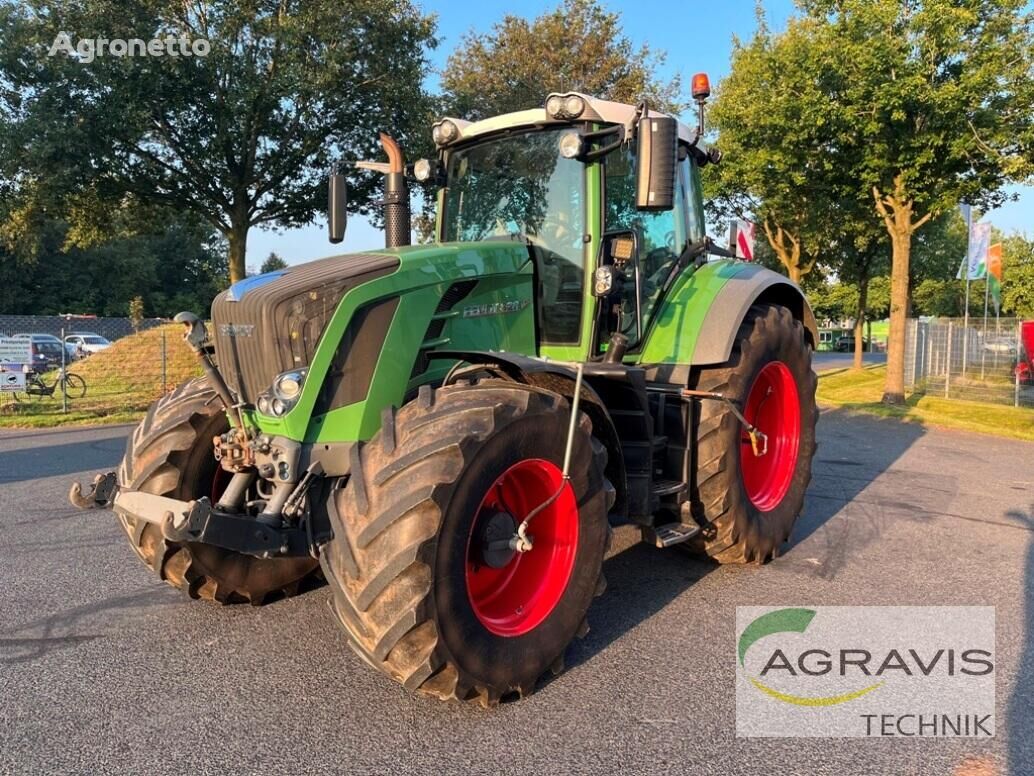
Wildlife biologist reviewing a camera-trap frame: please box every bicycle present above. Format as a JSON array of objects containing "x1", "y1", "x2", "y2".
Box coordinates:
[{"x1": 12, "y1": 367, "x2": 88, "y2": 402}]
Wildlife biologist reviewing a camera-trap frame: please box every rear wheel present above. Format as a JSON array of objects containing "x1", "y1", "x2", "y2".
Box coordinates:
[
  {"x1": 689, "y1": 304, "x2": 817, "y2": 564},
  {"x1": 61, "y1": 373, "x2": 87, "y2": 399},
  {"x1": 320, "y1": 381, "x2": 610, "y2": 705},
  {"x1": 116, "y1": 377, "x2": 319, "y2": 604}
]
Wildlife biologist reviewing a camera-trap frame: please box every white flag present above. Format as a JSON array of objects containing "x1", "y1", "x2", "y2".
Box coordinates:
[{"x1": 963, "y1": 221, "x2": 991, "y2": 280}]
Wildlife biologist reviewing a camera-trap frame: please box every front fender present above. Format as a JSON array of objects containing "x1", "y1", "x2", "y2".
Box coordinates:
[{"x1": 638, "y1": 260, "x2": 817, "y2": 370}]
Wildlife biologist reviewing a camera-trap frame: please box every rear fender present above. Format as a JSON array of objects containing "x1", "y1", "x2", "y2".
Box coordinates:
[{"x1": 639, "y1": 260, "x2": 817, "y2": 378}]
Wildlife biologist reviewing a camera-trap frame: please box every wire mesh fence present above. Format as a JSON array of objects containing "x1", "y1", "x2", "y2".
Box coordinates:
[
  {"x1": 0, "y1": 315, "x2": 203, "y2": 422},
  {"x1": 905, "y1": 317, "x2": 1033, "y2": 408}
]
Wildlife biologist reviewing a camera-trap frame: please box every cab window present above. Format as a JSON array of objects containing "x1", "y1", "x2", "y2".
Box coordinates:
[{"x1": 604, "y1": 146, "x2": 692, "y2": 337}]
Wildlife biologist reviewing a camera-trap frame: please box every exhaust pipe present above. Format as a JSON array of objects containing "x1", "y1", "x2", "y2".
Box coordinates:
[{"x1": 378, "y1": 133, "x2": 411, "y2": 249}]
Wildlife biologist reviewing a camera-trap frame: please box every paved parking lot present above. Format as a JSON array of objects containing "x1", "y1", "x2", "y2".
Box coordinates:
[{"x1": 1, "y1": 410, "x2": 1032, "y2": 775}]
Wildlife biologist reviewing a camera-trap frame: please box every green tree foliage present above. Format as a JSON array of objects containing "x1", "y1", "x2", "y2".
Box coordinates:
[
  {"x1": 810, "y1": 276, "x2": 891, "y2": 324},
  {"x1": 0, "y1": 216, "x2": 226, "y2": 317},
  {"x1": 440, "y1": 0, "x2": 684, "y2": 120},
  {"x1": 259, "y1": 252, "x2": 289, "y2": 274},
  {"x1": 797, "y1": 0, "x2": 1033, "y2": 402},
  {"x1": 0, "y1": 0, "x2": 437, "y2": 282},
  {"x1": 707, "y1": 12, "x2": 887, "y2": 290}
]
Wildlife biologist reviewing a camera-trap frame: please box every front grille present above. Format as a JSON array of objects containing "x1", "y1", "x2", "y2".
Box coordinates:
[{"x1": 210, "y1": 253, "x2": 400, "y2": 403}]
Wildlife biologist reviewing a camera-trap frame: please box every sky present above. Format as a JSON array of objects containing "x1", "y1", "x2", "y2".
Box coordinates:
[{"x1": 246, "y1": 0, "x2": 1032, "y2": 269}]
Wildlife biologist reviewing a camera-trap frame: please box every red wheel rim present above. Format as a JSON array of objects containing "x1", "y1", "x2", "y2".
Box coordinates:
[
  {"x1": 739, "y1": 361, "x2": 801, "y2": 512},
  {"x1": 465, "y1": 459, "x2": 578, "y2": 637}
]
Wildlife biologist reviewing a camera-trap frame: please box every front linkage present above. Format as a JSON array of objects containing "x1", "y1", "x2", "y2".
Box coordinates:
[
  {"x1": 70, "y1": 471, "x2": 318, "y2": 559},
  {"x1": 69, "y1": 315, "x2": 329, "y2": 563}
]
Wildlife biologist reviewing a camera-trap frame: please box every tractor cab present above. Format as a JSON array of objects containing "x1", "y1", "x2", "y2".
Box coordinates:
[{"x1": 415, "y1": 90, "x2": 720, "y2": 361}]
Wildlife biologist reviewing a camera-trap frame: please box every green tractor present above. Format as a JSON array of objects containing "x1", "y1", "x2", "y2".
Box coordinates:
[{"x1": 71, "y1": 79, "x2": 817, "y2": 706}]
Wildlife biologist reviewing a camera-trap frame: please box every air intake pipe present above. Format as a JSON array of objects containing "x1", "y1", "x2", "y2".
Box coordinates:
[{"x1": 379, "y1": 133, "x2": 411, "y2": 249}]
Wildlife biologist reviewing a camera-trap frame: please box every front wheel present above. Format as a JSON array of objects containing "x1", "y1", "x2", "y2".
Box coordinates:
[
  {"x1": 320, "y1": 381, "x2": 610, "y2": 705},
  {"x1": 117, "y1": 377, "x2": 319, "y2": 603},
  {"x1": 689, "y1": 303, "x2": 817, "y2": 564}
]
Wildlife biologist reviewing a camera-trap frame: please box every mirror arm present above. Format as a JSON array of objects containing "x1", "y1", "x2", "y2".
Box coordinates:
[{"x1": 579, "y1": 125, "x2": 625, "y2": 163}]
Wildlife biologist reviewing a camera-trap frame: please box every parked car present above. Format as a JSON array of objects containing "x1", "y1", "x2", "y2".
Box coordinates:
[
  {"x1": 982, "y1": 336, "x2": 1017, "y2": 357},
  {"x1": 64, "y1": 332, "x2": 112, "y2": 359},
  {"x1": 835, "y1": 335, "x2": 869, "y2": 352},
  {"x1": 11, "y1": 333, "x2": 66, "y2": 369}
]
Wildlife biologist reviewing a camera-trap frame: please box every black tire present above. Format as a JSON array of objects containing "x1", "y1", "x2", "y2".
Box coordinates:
[
  {"x1": 116, "y1": 377, "x2": 319, "y2": 604},
  {"x1": 12, "y1": 378, "x2": 41, "y2": 403},
  {"x1": 61, "y1": 373, "x2": 86, "y2": 399},
  {"x1": 689, "y1": 304, "x2": 817, "y2": 564},
  {"x1": 320, "y1": 381, "x2": 611, "y2": 706}
]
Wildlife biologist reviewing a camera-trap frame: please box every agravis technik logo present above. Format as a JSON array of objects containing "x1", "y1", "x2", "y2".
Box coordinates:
[
  {"x1": 738, "y1": 608, "x2": 885, "y2": 706},
  {"x1": 735, "y1": 606, "x2": 995, "y2": 738}
]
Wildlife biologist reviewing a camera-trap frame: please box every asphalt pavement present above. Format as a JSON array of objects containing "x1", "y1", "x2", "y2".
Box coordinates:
[
  {"x1": 811, "y1": 350, "x2": 888, "y2": 371},
  {"x1": 1, "y1": 410, "x2": 1032, "y2": 775}
]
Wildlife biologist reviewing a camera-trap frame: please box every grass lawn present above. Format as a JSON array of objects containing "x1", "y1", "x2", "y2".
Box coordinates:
[
  {"x1": 816, "y1": 364, "x2": 1034, "y2": 442},
  {"x1": 0, "y1": 324, "x2": 201, "y2": 429}
]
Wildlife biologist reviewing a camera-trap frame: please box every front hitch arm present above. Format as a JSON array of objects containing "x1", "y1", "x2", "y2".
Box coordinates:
[{"x1": 69, "y1": 471, "x2": 118, "y2": 509}]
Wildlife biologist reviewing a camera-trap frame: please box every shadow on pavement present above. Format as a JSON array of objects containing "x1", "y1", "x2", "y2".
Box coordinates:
[
  {"x1": 1007, "y1": 504, "x2": 1033, "y2": 773},
  {"x1": 0, "y1": 434, "x2": 126, "y2": 484},
  {"x1": 566, "y1": 534, "x2": 716, "y2": 673},
  {"x1": 567, "y1": 405, "x2": 928, "y2": 671},
  {"x1": 0, "y1": 588, "x2": 173, "y2": 665},
  {"x1": 781, "y1": 406, "x2": 927, "y2": 579}
]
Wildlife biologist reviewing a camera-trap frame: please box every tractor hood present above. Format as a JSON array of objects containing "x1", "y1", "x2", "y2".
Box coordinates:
[
  {"x1": 211, "y1": 252, "x2": 400, "y2": 403},
  {"x1": 210, "y1": 241, "x2": 533, "y2": 405}
]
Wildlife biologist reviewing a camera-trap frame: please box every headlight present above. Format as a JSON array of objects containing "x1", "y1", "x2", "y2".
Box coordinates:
[
  {"x1": 564, "y1": 95, "x2": 585, "y2": 117},
  {"x1": 257, "y1": 368, "x2": 307, "y2": 417},
  {"x1": 545, "y1": 93, "x2": 586, "y2": 120},
  {"x1": 274, "y1": 370, "x2": 305, "y2": 399},
  {"x1": 413, "y1": 158, "x2": 433, "y2": 181},
  {"x1": 432, "y1": 119, "x2": 459, "y2": 146},
  {"x1": 559, "y1": 131, "x2": 584, "y2": 159}
]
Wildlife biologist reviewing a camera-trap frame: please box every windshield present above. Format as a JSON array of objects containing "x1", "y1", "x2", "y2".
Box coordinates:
[{"x1": 442, "y1": 128, "x2": 586, "y2": 343}]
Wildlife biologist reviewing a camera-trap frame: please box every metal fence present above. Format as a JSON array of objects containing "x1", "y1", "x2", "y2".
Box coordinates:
[
  {"x1": 0, "y1": 315, "x2": 202, "y2": 421},
  {"x1": 905, "y1": 317, "x2": 1033, "y2": 408}
]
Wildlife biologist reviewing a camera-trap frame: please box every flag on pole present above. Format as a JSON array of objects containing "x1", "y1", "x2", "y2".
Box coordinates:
[
  {"x1": 987, "y1": 242, "x2": 1003, "y2": 315},
  {"x1": 730, "y1": 219, "x2": 755, "y2": 261},
  {"x1": 957, "y1": 220, "x2": 991, "y2": 280}
]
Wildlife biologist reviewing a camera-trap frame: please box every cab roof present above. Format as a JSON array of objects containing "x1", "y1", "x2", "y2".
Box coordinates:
[{"x1": 438, "y1": 92, "x2": 704, "y2": 149}]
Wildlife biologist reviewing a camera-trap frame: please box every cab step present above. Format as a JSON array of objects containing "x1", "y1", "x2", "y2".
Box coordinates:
[
  {"x1": 651, "y1": 478, "x2": 685, "y2": 497},
  {"x1": 643, "y1": 521, "x2": 702, "y2": 548}
]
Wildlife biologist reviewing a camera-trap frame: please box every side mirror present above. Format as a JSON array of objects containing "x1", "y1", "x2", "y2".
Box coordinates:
[
  {"x1": 328, "y1": 169, "x2": 347, "y2": 244},
  {"x1": 635, "y1": 116, "x2": 678, "y2": 211}
]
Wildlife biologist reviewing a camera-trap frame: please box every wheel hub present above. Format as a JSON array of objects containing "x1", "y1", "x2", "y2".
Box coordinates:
[{"x1": 474, "y1": 510, "x2": 518, "y2": 569}]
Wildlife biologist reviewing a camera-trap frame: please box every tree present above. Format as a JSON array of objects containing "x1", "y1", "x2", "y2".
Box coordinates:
[
  {"x1": 259, "y1": 252, "x2": 288, "y2": 274},
  {"x1": 0, "y1": 0, "x2": 437, "y2": 282},
  {"x1": 0, "y1": 210, "x2": 227, "y2": 317},
  {"x1": 707, "y1": 13, "x2": 853, "y2": 285},
  {"x1": 796, "y1": 0, "x2": 1034, "y2": 403},
  {"x1": 440, "y1": 0, "x2": 684, "y2": 120}
]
